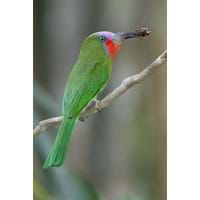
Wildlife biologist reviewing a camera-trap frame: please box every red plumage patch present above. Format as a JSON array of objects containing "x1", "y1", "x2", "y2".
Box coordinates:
[{"x1": 106, "y1": 40, "x2": 121, "y2": 61}]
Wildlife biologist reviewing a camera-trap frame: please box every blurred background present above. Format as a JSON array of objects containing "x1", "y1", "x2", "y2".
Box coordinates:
[{"x1": 33, "y1": 0, "x2": 166, "y2": 200}]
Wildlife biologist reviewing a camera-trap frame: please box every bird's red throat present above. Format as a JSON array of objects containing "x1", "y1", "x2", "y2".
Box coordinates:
[{"x1": 106, "y1": 40, "x2": 121, "y2": 61}]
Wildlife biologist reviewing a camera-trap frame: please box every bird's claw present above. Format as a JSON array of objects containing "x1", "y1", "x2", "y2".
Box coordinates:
[
  {"x1": 79, "y1": 115, "x2": 90, "y2": 122},
  {"x1": 96, "y1": 108, "x2": 103, "y2": 113},
  {"x1": 95, "y1": 100, "x2": 103, "y2": 113},
  {"x1": 79, "y1": 116, "x2": 85, "y2": 122}
]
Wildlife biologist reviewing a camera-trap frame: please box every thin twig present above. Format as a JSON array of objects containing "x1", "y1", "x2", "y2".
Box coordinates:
[{"x1": 33, "y1": 50, "x2": 167, "y2": 137}]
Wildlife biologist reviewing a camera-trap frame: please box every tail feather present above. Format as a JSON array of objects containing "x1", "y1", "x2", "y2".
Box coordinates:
[{"x1": 43, "y1": 117, "x2": 77, "y2": 168}]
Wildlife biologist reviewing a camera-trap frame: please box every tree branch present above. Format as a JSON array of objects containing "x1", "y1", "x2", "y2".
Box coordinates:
[{"x1": 33, "y1": 50, "x2": 167, "y2": 137}]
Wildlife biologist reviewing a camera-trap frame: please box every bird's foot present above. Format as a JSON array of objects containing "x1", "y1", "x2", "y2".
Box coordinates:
[
  {"x1": 95, "y1": 99, "x2": 103, "y2": 113},
  {"x1": 85, "y1": 99, "x2": 103, "y2": 112},
  {"x1": 79, "y1": 99, "x2": 103, "y2": 121},
  {"x1": 79, "y1": 116, "x2": 86, "y2": 122}
]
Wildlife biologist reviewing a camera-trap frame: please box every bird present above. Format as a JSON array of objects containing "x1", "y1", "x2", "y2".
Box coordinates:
[{"x1": 43, "y1": 29, "x2": 150, "y2": 168}]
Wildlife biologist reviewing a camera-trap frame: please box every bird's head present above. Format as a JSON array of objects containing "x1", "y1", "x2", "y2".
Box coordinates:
[
  {"x1": 96, "y1": 29, "x2": 150, "y2": 60},
  {"x1": 80, "y1": 28, "x2": 150, "y2": 61}
]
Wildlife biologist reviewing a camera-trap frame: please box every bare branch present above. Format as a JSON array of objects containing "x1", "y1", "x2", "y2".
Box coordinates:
[
  {"x1": 33, "y1": 116, "x2": 63, "y2": 136},
  {"x1": 33, "y1": 50, "x2": 167, "y2": 137}
]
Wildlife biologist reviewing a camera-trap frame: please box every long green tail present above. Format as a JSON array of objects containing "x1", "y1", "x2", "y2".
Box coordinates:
[{"x1": 43, "y1": 117, "x2": 77, "y2": 168}]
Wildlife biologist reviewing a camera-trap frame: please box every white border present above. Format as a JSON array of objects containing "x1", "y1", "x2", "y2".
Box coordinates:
[
  {"x1": 168, "y1": 0, "x2": 200, "y2": 199},
  {"x1": 1, "y1": 0, "x2": 200, "y2": 199},
  {"x1": 0, "y1": 1, "x2": 32, "y2": 199}
]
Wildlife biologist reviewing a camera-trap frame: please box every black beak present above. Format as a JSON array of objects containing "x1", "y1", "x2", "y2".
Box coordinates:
[
  {"x1": 113, "y1": 28, "x2": 151, "y2": 43},
  {"x1": 120, "y1": 32, "x2": 139, "y2": 40}
]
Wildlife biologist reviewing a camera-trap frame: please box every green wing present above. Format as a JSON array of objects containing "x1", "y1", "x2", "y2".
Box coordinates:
[{"x1": 62, "y1": 62, "x2": 111, "y2": 118}]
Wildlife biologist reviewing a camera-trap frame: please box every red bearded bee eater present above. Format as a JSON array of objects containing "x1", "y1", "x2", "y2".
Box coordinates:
[{"x1": 43, "y1": 28, "x2": 150, "y2": 168}]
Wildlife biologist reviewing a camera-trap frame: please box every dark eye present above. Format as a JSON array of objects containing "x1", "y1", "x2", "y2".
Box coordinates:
[{"x1": 100, "y1": 36, "x2": 106, "y2": 41}]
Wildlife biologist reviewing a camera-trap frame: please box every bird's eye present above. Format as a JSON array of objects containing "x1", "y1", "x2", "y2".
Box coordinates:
[{"x1": 100, "y1": 36, "x2": 106, "y2": 41}]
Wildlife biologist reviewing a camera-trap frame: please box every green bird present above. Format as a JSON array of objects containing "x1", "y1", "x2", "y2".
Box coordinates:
[{"x1": 43, "y1": 30, "x2": 147, "y2": 168}]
